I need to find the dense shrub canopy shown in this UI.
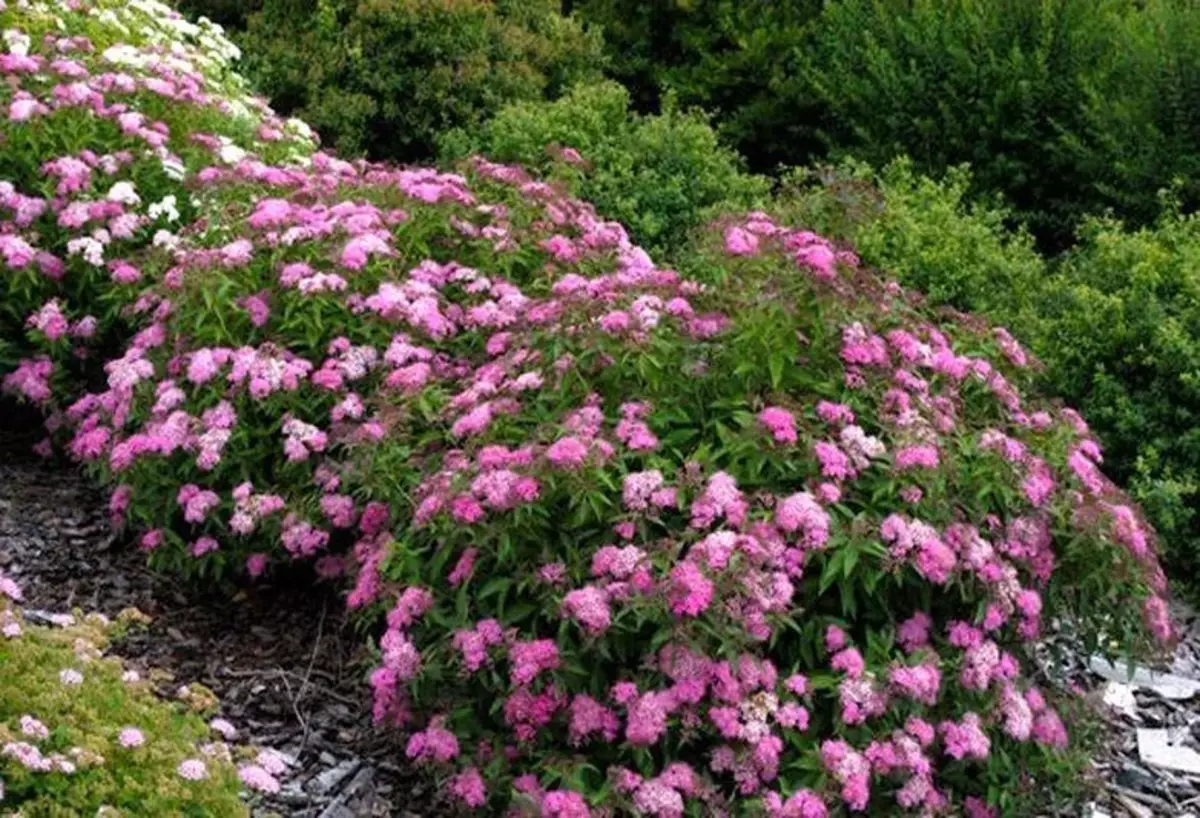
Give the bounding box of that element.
[1058,0,1200,232]
[0,0,1181,815]
[572,0,826,171]
[577,0,1200,249]
[802,0,1129,249]
[176,0,261,30]
[174,0,1200,251]
[440,80,770,256]
[237,0,604,161]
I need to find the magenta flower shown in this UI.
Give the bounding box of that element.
[724,225,760,257]
[668,563,714,617]
[450,766,487,807]
[562,586,611,635]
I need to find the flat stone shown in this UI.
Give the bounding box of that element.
[1091,656,1200,701]
[1103,681,1139,718]
[1138,728,1200,775]
[306,758,361,796]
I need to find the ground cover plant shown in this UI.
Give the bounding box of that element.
[0,0,1181,814]
[0,569,269,817]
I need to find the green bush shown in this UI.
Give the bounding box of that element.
[238,0,604,161]
[803,0,1133,249]
[441,80,770,255]
[1060,0,1200,232]
[573,0,826,170]
[1034,206,1200,583]
[772,159,1045,336]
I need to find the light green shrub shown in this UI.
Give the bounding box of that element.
[773,159,1045,336]
[442,80,770,255]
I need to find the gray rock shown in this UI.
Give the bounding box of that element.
[1116,763,1162,794]
[306,758,361,796]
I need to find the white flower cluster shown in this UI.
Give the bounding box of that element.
[3,28,32,56]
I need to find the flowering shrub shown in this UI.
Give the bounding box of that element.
[0,0,314,374]
[0,571,252,815]
[0,0,1177,814]
[20,134,1169,813]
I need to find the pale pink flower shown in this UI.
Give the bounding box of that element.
[177,758,209,780]
[118,727,145,748]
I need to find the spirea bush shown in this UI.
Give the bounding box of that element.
[7,135,1169,813]
[0,0,1179,814]
[0,571,257,816]
[0,0,315,374]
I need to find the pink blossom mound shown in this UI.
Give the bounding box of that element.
[0,0,315,396]
[0,3,1177,814]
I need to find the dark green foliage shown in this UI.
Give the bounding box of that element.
[441,80,770,255]
[1061,0,1200,232]
[577,0,1200,251]
[237,0,603,160]
[176,0,262,30]
[803,0,1132,250]
[574,0,826,171]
